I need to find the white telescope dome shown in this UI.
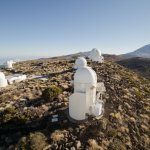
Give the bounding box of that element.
[4,61,13,69]
[74,67,97,85]
[91,48,101,56]
[0,72,8,87]
[89,48,104,62]
[74,57,87,69]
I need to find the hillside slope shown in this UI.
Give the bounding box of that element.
[122,44,150,58]
[0,59,150,150]
[117,57,150,79]
[47,52,122,61]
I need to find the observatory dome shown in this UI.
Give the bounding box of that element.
[89,48,104,62]
[4,61,13,69]
[69,57,100,121]
[91,48,101,56]
[74,57,87,69]
[74,67,97,84]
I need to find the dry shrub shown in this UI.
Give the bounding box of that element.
[51,130,65,142]
[87,139,103,150]
[16,132,48,150]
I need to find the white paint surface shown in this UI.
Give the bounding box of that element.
[69,57,106,121]
[89,48,104,63]
[74,57,87,69]
[0,72,8,87]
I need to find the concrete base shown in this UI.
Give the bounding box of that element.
[69,93,87,121]
[6,74,27,84]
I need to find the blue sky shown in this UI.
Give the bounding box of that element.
[0,0,150,57]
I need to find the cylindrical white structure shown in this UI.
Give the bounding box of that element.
[4,61,13,69]
[69,57,98,120]
[74,67,97,106]
[0,72,8,87]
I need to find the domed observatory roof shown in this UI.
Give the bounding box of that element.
[74,65,97,92]
[73,57,87,69]
[0,72,8,88]
[4,61,13,69]
[74,57,97,90]
[89,48,104,63]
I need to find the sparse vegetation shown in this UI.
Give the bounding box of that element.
[50,130,65,142]
[108,139,126,150]
[16,132,48,150]
[42,85,62,101]
[1,110,29,125]
[0,59,149,149]
[0,106,29,125]
[87,139,102,150]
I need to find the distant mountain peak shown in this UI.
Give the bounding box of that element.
[122,44,150,58]
[135,44,150,52]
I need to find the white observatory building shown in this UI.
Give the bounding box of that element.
[4,60,13,69]
[0,72,8,88]
[89,48,104,63]
[69,57,106,121]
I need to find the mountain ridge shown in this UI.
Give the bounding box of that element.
[121,44,150,58]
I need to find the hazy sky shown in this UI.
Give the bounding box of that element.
[0,0,150,57]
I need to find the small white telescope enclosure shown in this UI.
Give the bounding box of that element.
[89,48,104,63]
[69,57,106,121]
[4,60,13,69]
[0,72,8,88]
[73,57,87,69]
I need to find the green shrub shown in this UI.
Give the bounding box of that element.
[5,106,16,114]
[1,107,28,124]
[15,114,29,124]
[107,128,118,137]
[2,113,13,123]
[2,113,28,124]
[42,85,62,101]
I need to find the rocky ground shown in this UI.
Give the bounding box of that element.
[0,58,150,150]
